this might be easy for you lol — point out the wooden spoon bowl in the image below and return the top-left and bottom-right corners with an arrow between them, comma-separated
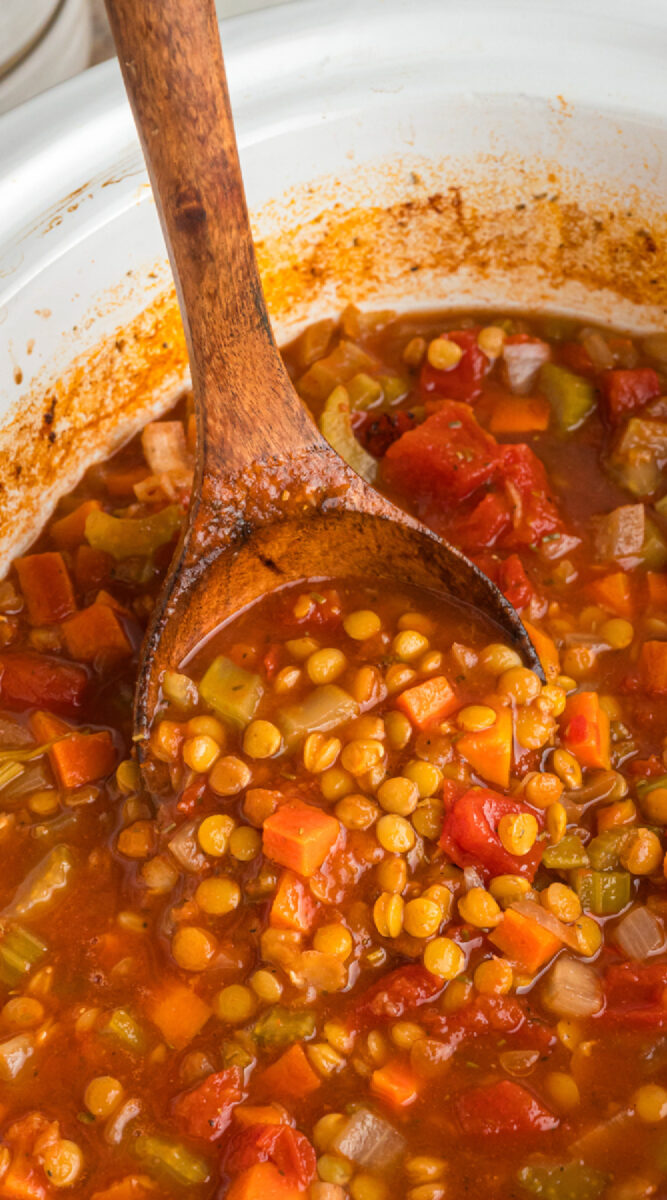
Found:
104,0 -> 540,781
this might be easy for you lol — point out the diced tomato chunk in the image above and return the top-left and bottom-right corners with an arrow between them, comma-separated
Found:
350,964 -> 443,1030
498,443 -> 566,548
452,491 -> 512,551
0,651 -> 88,712
599,961 -> 667,1028
383,400 -> 500,505
172,1068 -> 243,1141
439,787 -> 543,881
599,367 -> 661,424
223,1124 -> 316,1188
353,409 -> 419,458
496,554 -> 534,610
455,1080 -> 559,1136
419,330 -> 492,402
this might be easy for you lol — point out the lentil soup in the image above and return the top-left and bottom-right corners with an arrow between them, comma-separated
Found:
2,309 -> 667,1200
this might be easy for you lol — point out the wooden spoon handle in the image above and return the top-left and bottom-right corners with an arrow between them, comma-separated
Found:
105,0 -> 323,485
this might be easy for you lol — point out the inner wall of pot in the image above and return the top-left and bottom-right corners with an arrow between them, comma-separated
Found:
1,87 -> 667,574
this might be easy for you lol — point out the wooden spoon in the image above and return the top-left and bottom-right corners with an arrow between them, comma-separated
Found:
104,0 -> 541,779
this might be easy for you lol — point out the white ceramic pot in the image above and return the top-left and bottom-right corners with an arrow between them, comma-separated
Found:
0,0 -> 91,116
0,0 -> 666,572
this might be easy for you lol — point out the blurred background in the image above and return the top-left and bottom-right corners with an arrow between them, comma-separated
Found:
0,0 -> 286,115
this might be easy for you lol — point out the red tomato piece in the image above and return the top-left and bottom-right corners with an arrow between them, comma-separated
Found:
383,401 -> 500,504
455,1080 -> 559,1137
558,341 -> 595,376
350,964 -> 444,1030
0,650 -> 88,713
498,443 -> 566,548
419,330 -> 492,402
353,409 -> 419,458
262,645 -> 283,681
496,554 -> 534,610
439,787 -> 543,881
171,1068 -> 243,1141
599,961 -> 667,1029
450,491 -> 512,551
599,367 -> 661,424
223,1124 -> 316,1188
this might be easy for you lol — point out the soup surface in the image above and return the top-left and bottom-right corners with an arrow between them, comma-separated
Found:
2,310 -> 667,1200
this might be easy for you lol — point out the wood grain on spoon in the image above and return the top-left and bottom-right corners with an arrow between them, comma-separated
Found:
104,0 -> 541,781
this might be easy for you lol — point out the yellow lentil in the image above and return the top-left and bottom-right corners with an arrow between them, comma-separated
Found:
84,1075 -> 124,1119
376,813 -> 416,853
541,882 -> 581,924
457,705 -> 497,732
182,734 -> 220,774
479,644 -> 523,675
473,957 -> 513,996
392,630 -> 430,662
384,710 -> 413,750
524,772 -> 564,809
620,828 -> 663,875
229,826 -> 262,861
634,1083 -> 667,1123
307,648 -> 348,684
552,748 -> 583,790
376,856 -> 407,894
546,801 -> 568,845
343,610 -> 382,640
601,618 -> 634,649
313,923 -> 354,959
213,984 -> 256,1024
489,874 -> 531,907
373,892 -> 405,938
458,888 -> 502,929
498,666 -> 542,704
171,926 -> 217,972
546,1071 -> 581,1112
195,876 -> 240,915
208,756 -> 252,796
250,969 -> 283,1003
497,811 -> 538,856
335,794 -> 380,831
427,336 -> 463,371
197,813 -> 235,857
403,898 -> 442,939
423,937 -> 465,980
341,739 -> 385,776
243,719 -> 282,759
477,325 -> 506,357
304,733 -> 342,774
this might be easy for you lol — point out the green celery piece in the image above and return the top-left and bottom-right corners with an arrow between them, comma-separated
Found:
221,1040 -> 255,1070
198,655 -> 263,729
571,868 -> 632,915
4,845 -> 75,920
103,1007 -> 145,1052
641,515 -> 667,570
517,1162 -> 609,1200
378,374 -> 410,406
347,372 -> 383,410
278,684 -> 359,744
252,1005 -> 316,1047
539,363 -> 595,432
588,828 -> 633,871
319,386 -> 378,483
297,339 -> 380,402
655,494 -> 667,519
85,505 -> 182,561
0,925 -> 48,987
542,834 -> 590,871
610,418 -> 667,497
134,1135 -> 210,1186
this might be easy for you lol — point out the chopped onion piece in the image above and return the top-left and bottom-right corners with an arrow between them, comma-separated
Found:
580,329 -> 615,371
104,1097 -> 142,1145
542,955 -> 602,1017
503,340 -> 551,395
332,1107 -> 406,1170
499,1049 -> 540,1077
464,866 -> 484,892
511,899 -> 579,951
591,504 -> 645,564
162,670 -> 199,713
613,905 -> 665,961
167,820 -> 206,873
141,421 -> 191,474
0,1034 -> 33,1081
